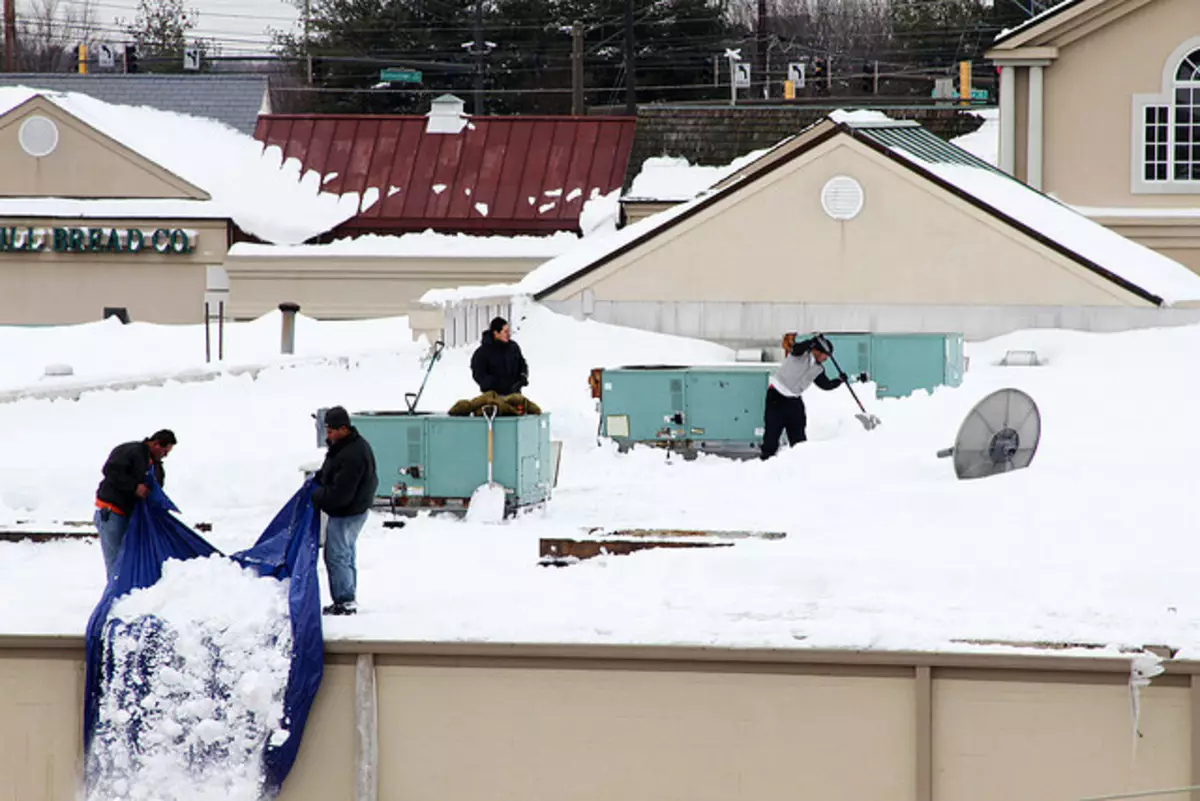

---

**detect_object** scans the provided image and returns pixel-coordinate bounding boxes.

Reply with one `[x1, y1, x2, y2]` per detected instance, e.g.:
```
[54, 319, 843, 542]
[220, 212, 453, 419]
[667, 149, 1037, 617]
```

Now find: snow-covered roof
[625, 148, 776, 203]
[227, 230, 583, 260]
[992, 0, 1084, 44]
[948, 109, 999, 167]
[420, 195, 701, 305]
[422, 112, 1200, 308]
[0, 87, 359, 245]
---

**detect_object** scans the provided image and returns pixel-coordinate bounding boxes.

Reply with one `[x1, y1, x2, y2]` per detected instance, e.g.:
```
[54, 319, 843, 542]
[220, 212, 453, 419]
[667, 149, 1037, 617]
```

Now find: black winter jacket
[313, 428, 379, 518]
[96, 440, 165, 516]
[470, 331, 529, 395]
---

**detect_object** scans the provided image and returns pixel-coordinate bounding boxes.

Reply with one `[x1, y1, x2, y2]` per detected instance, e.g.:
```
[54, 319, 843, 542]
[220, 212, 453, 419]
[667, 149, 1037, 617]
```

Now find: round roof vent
[19, 115, 59, 158]
[820, 175, 864, 221]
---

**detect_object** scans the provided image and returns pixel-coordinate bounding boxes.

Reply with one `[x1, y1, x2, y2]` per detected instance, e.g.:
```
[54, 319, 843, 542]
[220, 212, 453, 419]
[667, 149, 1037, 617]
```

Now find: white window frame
[1131, 36, 1200, 194]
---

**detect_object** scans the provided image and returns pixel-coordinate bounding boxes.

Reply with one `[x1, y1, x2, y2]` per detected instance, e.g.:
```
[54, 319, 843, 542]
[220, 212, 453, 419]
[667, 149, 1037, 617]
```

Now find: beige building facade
[1, 636, 1195, 801]
[0, 92, 565, 329]
[986, 0, 1200, 273]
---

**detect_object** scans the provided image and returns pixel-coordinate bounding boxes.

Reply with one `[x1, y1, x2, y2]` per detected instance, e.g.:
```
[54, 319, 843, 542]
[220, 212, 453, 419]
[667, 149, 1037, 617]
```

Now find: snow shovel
[466, 404, 506, 523]
[826, 353, 881, 431]
[405, 340, 445, 414]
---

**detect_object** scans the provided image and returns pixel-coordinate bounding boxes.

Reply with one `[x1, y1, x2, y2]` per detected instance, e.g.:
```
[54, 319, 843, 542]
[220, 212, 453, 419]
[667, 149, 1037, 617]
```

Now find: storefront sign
[0, 226, 197, 255]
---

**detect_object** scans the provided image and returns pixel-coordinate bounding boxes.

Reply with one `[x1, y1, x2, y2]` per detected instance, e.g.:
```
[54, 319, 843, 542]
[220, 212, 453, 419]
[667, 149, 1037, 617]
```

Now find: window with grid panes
[1174, 49, 1200, 181]
[1145, 104, 1169, 181]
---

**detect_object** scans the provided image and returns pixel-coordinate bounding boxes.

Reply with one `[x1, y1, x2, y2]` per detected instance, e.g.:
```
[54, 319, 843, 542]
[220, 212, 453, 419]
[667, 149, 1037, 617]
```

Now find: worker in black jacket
[470, 316, 529, 396]
[93, 429, 177, 581]
[313, 405, 378, 616]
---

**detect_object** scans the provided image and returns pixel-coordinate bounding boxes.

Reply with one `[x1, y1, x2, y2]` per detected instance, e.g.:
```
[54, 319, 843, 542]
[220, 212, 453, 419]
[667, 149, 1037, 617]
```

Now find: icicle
[1129, 652, 1165, 747]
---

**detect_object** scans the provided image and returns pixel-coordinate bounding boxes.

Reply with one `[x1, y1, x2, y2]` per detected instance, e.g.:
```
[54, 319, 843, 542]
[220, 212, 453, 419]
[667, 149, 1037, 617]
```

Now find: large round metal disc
[952, 388, 1041, 480]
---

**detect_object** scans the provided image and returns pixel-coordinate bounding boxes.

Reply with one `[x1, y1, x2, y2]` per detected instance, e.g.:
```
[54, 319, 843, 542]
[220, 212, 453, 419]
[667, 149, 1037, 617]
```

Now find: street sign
[96, 43, 114, 68]
[183, 47, 201, 71]
[734, 62, 750, 88]
[380, 68, 422, 83]
[787, 61, 806, 88]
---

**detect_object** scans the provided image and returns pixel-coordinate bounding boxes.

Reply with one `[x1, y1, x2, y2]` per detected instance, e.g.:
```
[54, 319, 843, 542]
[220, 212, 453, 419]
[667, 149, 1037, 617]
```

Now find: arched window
[1174, 49, 1200, 181]
[1137, 42, 1200, 190]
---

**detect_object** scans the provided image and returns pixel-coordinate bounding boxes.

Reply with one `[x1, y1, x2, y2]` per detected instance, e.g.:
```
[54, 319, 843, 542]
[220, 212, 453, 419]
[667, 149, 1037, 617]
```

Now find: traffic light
[124, 44, 138, 73]
[76, 43, 87, 74]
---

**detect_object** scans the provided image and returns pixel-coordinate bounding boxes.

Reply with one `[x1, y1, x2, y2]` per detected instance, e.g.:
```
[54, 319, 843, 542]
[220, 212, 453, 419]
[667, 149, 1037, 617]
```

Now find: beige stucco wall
[997, 0, 1200, 209]
[224, 254, 551, 320]
[377, 664, 915, 801]
[0, 649, 83, 801]
[0, 97, 206, 201]
[545, 136, 1150, 307]
[0, 218, 227, 325]
[275, 658, 357, 801]
[3, 641, 1198, 801]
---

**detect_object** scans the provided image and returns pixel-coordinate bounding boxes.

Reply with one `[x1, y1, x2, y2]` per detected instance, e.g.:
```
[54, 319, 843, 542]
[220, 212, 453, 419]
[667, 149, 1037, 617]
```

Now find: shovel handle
[482, 404, 497, 483]
[827, 353, 869, 414]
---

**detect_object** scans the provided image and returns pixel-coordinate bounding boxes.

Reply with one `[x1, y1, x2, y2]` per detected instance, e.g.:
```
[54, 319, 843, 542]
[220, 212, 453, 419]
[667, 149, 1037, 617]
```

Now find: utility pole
[623, 0, 635, 115]
[571, 21, 584, 116]
[755, 0, 767, 99]
[3, 0, 16, 73]
[304, 0, 312, 84]
[473, 0, 484, 114]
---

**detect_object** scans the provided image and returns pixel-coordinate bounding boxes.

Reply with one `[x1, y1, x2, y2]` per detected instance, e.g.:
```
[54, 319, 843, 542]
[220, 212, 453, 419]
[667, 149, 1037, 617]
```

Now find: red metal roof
[253, 113, 637, 238]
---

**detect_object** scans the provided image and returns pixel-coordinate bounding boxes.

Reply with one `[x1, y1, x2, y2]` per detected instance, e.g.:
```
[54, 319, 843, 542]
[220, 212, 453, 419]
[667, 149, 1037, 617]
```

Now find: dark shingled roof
[0, 73, 268, 136]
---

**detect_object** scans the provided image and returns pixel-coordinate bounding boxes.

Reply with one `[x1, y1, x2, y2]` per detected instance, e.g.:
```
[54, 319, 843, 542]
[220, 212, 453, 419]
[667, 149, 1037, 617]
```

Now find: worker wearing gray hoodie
[760, 333, 858, 459]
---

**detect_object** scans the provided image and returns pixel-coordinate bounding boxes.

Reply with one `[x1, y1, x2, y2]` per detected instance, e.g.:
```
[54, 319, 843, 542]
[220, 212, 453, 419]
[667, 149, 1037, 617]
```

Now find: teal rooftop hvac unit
[347, 411, 556, 518]
[591, 332, 964, 458]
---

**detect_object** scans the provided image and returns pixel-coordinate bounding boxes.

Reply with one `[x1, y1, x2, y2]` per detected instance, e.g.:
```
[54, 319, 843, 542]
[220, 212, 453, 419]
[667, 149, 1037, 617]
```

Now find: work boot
[322, 601, 357, 616]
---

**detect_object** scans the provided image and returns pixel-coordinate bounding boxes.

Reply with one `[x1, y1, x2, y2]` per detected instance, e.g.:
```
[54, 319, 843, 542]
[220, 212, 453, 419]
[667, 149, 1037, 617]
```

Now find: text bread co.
[0, 226, 198, 254]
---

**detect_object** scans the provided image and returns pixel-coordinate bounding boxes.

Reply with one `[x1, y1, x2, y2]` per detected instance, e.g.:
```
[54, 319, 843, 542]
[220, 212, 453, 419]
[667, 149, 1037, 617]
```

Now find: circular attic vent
[19, 115, 60, 158]
[820, 175, 864, 221]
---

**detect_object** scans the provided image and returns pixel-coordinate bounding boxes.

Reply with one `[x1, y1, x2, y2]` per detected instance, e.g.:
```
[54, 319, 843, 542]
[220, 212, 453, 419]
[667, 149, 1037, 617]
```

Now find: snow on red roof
[253, 113, 637, 236]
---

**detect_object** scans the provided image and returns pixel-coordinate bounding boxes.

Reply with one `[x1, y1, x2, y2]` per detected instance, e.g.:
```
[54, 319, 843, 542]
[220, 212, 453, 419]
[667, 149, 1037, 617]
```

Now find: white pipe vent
[19, 115, 59, 158]
[820, 175, 864, 221]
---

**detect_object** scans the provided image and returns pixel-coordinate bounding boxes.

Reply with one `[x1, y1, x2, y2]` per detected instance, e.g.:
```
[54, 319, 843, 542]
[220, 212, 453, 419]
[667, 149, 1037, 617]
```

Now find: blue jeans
[324, 511, 368, 604]
[94, 507, 130, 583]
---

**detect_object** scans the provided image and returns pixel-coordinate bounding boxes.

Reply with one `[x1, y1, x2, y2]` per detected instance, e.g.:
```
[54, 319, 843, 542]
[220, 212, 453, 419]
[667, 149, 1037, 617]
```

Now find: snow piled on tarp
[0, 87, 358, 244]
[84, 475, 323, 799]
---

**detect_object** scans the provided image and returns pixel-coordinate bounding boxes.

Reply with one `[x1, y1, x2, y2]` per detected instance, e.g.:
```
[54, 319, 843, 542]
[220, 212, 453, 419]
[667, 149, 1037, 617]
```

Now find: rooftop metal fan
[936, 388, 1041, 480]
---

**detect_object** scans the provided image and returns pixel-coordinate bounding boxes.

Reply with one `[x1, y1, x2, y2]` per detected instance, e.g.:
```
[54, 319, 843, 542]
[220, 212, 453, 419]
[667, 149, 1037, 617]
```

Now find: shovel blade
[466, 482, 506, 524]
[855, 413, 881, 431]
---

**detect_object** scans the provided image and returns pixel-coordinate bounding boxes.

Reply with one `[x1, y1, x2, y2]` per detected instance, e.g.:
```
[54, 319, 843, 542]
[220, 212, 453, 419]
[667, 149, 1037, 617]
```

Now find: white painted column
[1027, 64, 1045, 191]
[999, 65, 1016, 175]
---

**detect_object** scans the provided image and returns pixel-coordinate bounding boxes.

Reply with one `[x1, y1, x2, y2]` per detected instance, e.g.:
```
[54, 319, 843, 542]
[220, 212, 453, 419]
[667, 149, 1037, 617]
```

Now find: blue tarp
[83, 473, 324, 797]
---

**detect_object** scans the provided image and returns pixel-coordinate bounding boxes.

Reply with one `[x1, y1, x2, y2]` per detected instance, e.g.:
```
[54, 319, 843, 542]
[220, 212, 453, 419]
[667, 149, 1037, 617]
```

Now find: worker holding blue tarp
[93, 429, 177, 582]
[312, 405, 378, 617]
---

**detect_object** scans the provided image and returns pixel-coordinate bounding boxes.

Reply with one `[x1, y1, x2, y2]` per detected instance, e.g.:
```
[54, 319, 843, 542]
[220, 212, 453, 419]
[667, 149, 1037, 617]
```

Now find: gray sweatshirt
[769, 343, 842, 397]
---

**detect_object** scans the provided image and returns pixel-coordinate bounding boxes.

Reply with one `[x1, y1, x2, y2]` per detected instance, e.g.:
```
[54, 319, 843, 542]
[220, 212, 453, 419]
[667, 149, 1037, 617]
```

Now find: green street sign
[380, 68, 422, 83]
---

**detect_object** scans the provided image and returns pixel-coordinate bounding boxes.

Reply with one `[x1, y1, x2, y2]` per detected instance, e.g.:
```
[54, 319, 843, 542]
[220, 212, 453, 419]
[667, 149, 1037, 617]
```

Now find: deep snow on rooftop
[1, 303, 1200, 658]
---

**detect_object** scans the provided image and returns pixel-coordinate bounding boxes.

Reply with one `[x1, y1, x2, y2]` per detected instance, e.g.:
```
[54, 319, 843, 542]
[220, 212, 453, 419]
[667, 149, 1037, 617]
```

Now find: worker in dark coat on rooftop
[471, 316, 529, 396]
